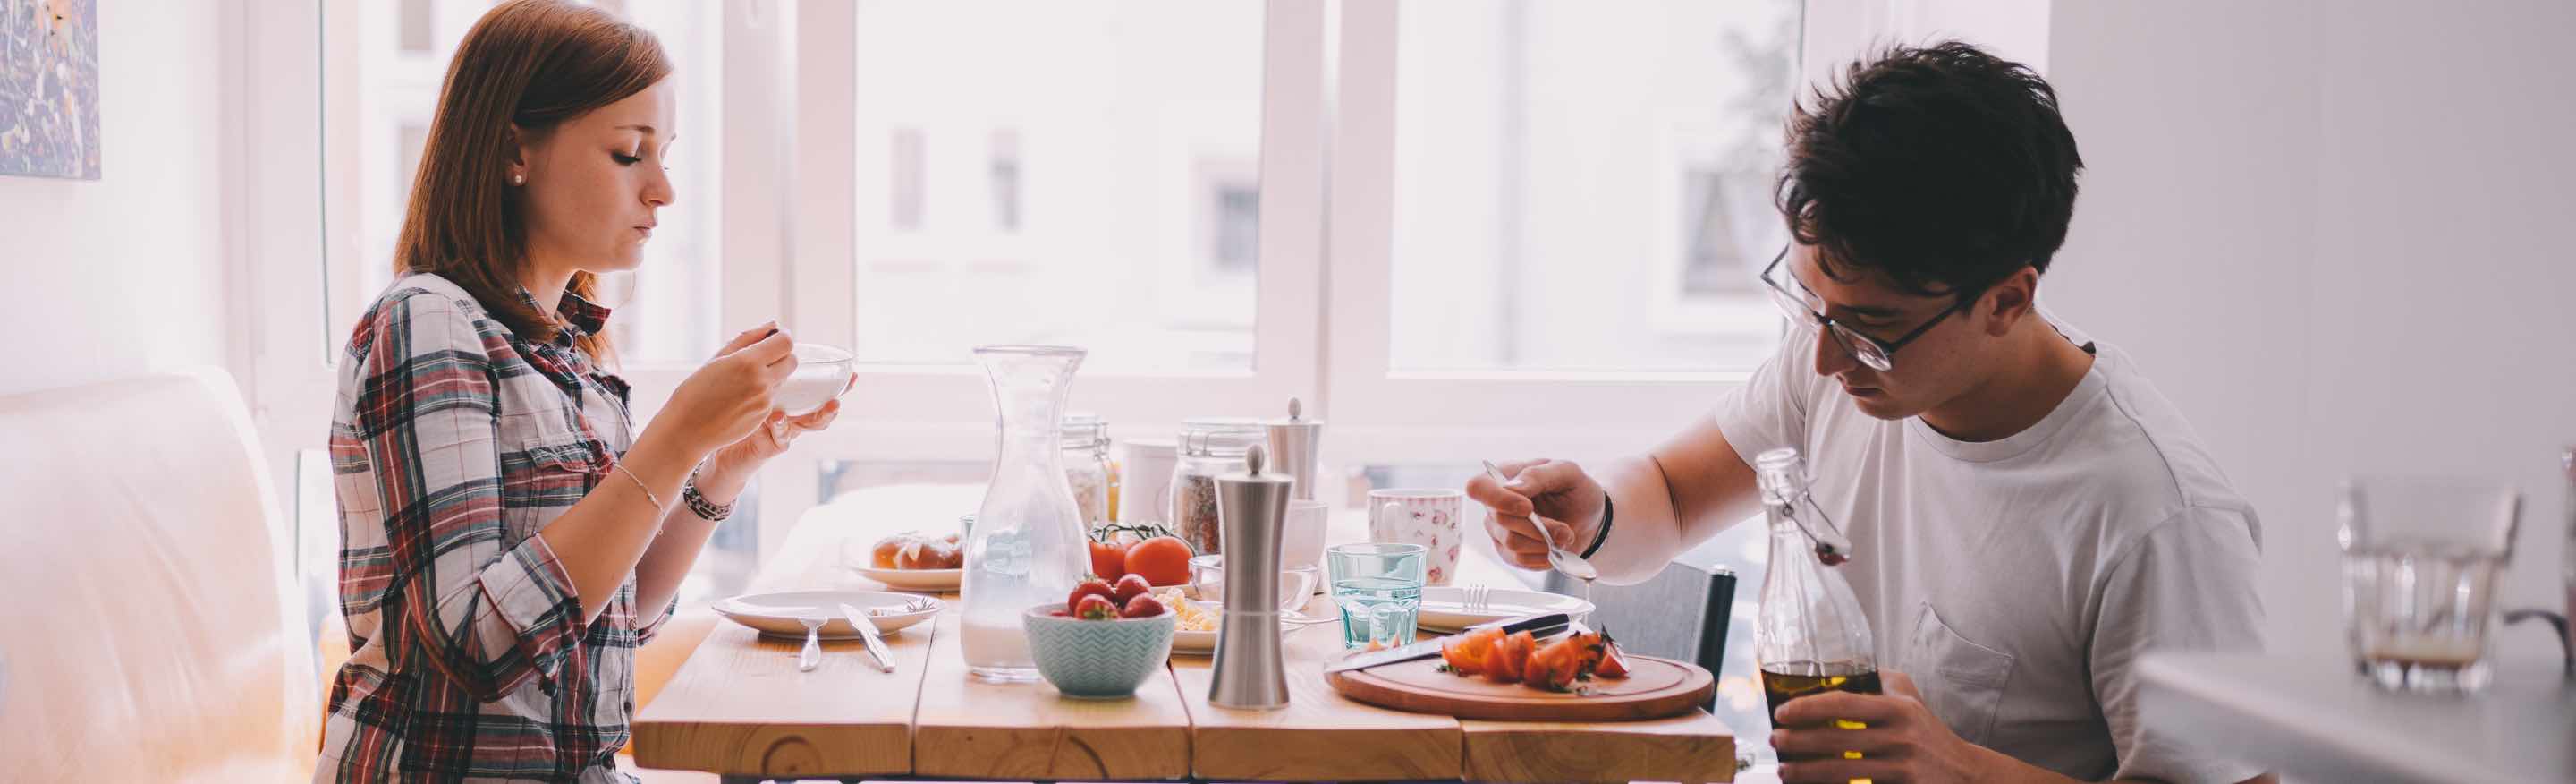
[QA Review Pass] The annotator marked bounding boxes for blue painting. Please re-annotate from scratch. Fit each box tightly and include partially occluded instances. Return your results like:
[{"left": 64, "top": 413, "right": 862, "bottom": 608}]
[{"left": 2, "top": 0, "right": 100, "bottom": 180}]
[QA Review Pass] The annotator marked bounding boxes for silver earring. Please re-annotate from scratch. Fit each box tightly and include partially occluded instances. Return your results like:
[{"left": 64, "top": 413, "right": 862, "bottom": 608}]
[{"left": 511, "top": 174, "right": 525, "bottom": 185}]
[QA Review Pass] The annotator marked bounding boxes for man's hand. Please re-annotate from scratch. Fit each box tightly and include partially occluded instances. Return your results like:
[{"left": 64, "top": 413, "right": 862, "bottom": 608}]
[
  {"left": 1772, "top": 671, "right": 1989, "bottom": 784},
  {"left": 1463, "top": 458, "right": 1606, "bottom": 570}
]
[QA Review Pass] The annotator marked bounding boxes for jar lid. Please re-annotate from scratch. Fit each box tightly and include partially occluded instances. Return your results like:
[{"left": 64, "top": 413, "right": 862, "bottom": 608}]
[
  {"left": 1177, "top": 417, "right": 1263, "bottom": 456},
  {"left": 1061, "top": 412, "right": 1108, "bottom": 449}
]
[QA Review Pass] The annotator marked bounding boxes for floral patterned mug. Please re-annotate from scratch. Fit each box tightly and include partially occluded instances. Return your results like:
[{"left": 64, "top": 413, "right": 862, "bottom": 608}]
[{"left": 1368, "top": 489, "right": 1464, "bottom": 586}]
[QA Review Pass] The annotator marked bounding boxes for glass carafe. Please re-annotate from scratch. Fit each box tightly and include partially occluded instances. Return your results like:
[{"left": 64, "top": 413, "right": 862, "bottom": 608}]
[
  {"left": 961, "top": 345, "right": 1091, "bottom": 682},
  {"left": 1752, "top": 447, "right": 1880, "bottom": 724}
]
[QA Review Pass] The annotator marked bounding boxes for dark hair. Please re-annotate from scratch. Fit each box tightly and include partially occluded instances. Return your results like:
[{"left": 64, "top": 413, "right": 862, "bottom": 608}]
[
  {"left": 1777, "top": 40, "right": 2081, "bottom": 301},
  {"left": 394, "top": 0, "right": 671, "bottom": 363}
]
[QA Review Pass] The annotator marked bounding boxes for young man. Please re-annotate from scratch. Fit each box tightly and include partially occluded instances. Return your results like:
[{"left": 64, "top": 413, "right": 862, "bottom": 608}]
[{"left": 1467, "top": 42, "right": 2270, "bottom": 784}]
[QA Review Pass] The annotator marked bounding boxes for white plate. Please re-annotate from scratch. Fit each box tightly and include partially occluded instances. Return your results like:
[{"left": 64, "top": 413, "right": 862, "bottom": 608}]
[
  {"left": 1413, "top": 586, "right": 1593, "bottom": 632},
  {"left": 852, "top": 566, "right": 963, "bottom": 591},
  {"left": 1173, "top": 628, "right": 1216, "bottom": 654},
  {"left": 1167, "top": 610, "right": 1336, "bottom": 656},
  {"left": 713, "top": 590, "right": 943, "bottom": 640}
]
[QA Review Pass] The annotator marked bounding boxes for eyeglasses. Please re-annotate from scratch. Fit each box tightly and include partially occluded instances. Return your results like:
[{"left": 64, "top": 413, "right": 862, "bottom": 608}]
[{"left": 1759, "top": 244, "right": 1972, "bottom": 372}]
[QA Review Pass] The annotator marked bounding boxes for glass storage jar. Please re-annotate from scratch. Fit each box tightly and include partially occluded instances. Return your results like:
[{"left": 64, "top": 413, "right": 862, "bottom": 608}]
[
  {"left": 1171, "top": 417, "right": 1263, "bottom": 556},
  {"left": 1061, "top": 412, "right": 1112, "bottom": 535}
]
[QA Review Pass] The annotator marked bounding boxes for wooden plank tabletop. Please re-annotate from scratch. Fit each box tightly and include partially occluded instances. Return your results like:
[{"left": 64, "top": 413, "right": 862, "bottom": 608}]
[
  {"left": 911, "top": 609, "right": 1195, "bottom": 780},
  {"left": 631, "top": 488, "right": 1739, "bottom": 782},
  {"left": 629, "top": 622, "right": 933, "bottom": 779},
  {"left": 1169, "top": 599, "right": 1464, "bottom": 782}
]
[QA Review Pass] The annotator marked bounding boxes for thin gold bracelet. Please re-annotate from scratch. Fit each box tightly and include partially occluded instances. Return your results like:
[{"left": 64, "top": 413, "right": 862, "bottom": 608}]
[{"left": 609, "top": 459, "right": 667, "bottom": 516}]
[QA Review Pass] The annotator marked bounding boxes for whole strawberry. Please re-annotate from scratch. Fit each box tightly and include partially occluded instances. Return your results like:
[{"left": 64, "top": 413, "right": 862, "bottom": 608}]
[
  {"left": 1112, "top": 573, "right": 1153, "bottom": 604},
  {"left": 1067, "top": 579, "right": 1115, "bottom": 615},
  {"left": 1120, "top": 593, "right": 1167, "bottom": 618},
  {"left": 1074, "top": 593, "right": 1120, "bottom": 620}
]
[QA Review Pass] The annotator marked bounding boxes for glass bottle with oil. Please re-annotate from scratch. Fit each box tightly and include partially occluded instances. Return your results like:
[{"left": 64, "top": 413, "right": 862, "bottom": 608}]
[{"left": 1752, "top": 447, "right": 1881, "bottom": 724}]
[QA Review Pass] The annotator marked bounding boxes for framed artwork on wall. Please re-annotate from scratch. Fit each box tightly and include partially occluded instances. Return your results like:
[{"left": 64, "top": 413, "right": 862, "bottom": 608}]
[{"left": 2, "top": 0, "right": 102, "bottom": 180}]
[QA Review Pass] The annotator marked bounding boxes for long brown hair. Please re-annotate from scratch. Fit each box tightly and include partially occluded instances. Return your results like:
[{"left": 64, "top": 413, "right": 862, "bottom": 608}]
[{"left": 394, "top": 0, "right": 671, "bottom": 363}]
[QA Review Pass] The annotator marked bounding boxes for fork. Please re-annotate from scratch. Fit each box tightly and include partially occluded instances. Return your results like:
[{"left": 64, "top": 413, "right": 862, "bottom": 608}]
[
  {"left": 1462, "top": 584, "right": 1493, "bottom": 616},
  {"left": 795, "top": 616, "right": 825, "bottom": 672},
  {"left": 858, "top": 595, "right": 942, "bottom": 618},
  {"left": 1482, "top": 460, "right": 1598, "bottom": 601}
]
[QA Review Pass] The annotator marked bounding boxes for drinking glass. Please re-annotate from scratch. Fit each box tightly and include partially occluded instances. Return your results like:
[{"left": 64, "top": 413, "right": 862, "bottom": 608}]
[
  {"left": 2338, "top": 475, "right": 2521, "bottom": 693},
  {"left": 1327, "top": 542, "right": 1426, "bottom": 650},
  {"left": 1188, "top": 554, "right": 1317, "bottom": 612}
]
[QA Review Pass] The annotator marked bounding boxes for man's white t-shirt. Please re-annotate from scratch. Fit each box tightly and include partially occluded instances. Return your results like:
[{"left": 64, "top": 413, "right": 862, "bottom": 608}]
[{"left": 1594, "top": 322, "right": 2266, "bottom": 783}]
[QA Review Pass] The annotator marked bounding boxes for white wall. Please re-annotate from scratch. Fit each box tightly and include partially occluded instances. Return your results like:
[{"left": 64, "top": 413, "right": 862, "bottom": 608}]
[
  {"left": 0, "top": 1, "right": 235, "bottom": 396},
  {"left": 2043, "top": 0, "right": 2576, "bottom": 659},
  {"left": 1799, "top": 0, "right": 2576, "bottom": 661}
]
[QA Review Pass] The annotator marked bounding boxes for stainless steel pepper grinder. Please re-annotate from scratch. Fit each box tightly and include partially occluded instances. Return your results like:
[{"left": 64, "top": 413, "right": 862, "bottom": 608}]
[
  {"left": 1265, "top": 397, "right": 1324, "bottom": 501},
  {"left": 1209, "top": 443, "right": 1293, "bottom": 709}
]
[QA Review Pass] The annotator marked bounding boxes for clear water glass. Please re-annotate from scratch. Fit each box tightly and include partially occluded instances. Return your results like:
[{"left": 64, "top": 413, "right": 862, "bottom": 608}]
[
  {"left": 2338, "top": 475, "right": 2522, "bottom": 694},
  {"left": 1189, "top": 554, "right": 1318, "bottom": 613},
  {"left": 1328, "top": 542, "right": 1426, "bottom": 650}
]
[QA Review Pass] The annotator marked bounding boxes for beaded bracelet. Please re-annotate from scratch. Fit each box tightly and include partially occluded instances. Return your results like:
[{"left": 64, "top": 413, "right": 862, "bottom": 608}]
[{"left": 681, "top": 466, "right": 736, "bottom": 522}]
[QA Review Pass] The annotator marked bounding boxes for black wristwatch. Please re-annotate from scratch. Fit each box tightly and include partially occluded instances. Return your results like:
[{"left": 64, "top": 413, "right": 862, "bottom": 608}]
[{"left": 1580, "top": 493, "right": 1614, "bottom": 558}]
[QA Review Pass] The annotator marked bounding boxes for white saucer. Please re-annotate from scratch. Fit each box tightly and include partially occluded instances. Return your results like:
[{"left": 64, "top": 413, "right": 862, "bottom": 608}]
[
  {"left": 713, "top": 590, "right": 943, "bottom": 640},
  {"left": 1413, "top": 586, "right": 1593, "bottom": 632}
]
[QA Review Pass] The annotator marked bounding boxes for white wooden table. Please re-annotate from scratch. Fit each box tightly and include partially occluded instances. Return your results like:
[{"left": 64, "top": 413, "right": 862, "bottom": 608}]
[
  {"left": 632, "top": 484, "right": 1741, "bottom": 783},
  {"left": 2137, "top": 652, "right": 2576, "bottom": 783}
]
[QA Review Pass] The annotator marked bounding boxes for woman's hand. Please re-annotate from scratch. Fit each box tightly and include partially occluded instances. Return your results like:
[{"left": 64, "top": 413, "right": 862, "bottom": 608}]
[
  {"left": 691, "top": 393, "right": 851, "bottom": 505},
  {"left": 646, "top": 322, "right": 797, "bottom": 459}
]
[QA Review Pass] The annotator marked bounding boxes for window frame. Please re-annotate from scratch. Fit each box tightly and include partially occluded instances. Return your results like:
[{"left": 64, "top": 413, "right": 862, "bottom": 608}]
[
  {"left": 247, "top": 0, "right": 1815, "bottom": 574},
  {"left": 1318, "top": 0, "right": 1758, "bottom": 465},
  {"left": 768, "top": 0, "right": 1328, "bottom": 553}
]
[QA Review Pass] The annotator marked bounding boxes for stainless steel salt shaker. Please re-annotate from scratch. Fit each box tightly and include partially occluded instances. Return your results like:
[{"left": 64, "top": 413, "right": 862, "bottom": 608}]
[
  {"left": 1264, "top": 397, "right": 1324, "bottom": 501},
  {"left": 1209, "top": 443, "right": 1293, "bottom": 709}
]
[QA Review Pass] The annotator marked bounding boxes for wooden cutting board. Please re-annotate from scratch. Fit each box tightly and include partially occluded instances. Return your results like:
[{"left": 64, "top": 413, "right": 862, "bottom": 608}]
[{"left": 1324, "top": 653, "right": 1715, "bottom": 721}]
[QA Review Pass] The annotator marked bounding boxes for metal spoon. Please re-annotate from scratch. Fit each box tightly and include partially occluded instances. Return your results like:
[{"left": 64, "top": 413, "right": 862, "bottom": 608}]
[
  {"left": 795, "top": 615, "right": 825, "bottom": 672},
  {"left": 1481, "top": 461, "right": 1598, "bottom": 590}
]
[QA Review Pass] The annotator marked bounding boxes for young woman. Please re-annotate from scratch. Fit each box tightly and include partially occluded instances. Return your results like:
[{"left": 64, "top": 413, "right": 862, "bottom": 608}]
[{"left": 316, "top": 3, "right": 846, "bottom": 780}]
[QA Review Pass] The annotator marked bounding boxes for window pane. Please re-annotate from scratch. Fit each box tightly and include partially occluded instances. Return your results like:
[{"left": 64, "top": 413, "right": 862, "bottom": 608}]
[
  {"left": 602, "top": 1, "right": 724, "bottom": 365},
  {"left": 1389, "top": 0, "right": 1802, "bottom": 372},
  {"left": 326, "top": 0, "right": 722, "bottom": 368},
  {"left": 848, "top": 0, "right": 1264, "bottom": 373}
]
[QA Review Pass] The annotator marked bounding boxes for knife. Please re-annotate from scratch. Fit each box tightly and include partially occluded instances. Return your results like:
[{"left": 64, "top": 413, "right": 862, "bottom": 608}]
[
  {"left": 1322, "top": 612, "right": 1572, "bottom": 674},
  {"left": 836, "top": 602, "right": 897, "bottom": 673}
]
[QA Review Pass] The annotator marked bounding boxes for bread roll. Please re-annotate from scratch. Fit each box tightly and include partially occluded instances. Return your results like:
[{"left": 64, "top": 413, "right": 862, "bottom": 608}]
[{"left": 898, "top": 539, "right": 962, "bottom": 569}]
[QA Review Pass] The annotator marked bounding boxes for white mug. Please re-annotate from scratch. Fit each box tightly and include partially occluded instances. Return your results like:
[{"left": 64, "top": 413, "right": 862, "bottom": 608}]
[{"left": 1368, "top": 488, "right": 1464, "bottom": 586}]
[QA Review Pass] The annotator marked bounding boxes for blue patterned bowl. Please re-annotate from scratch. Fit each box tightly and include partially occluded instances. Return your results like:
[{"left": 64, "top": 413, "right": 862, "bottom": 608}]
[{"left": 1021, "top": 601, "right": 1177, "bottom": 699}]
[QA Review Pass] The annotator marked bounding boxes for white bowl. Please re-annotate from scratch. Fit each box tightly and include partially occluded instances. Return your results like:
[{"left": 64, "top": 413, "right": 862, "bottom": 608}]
[{"left": 775, "top": 343, "right": 857, "bottom": 413}]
